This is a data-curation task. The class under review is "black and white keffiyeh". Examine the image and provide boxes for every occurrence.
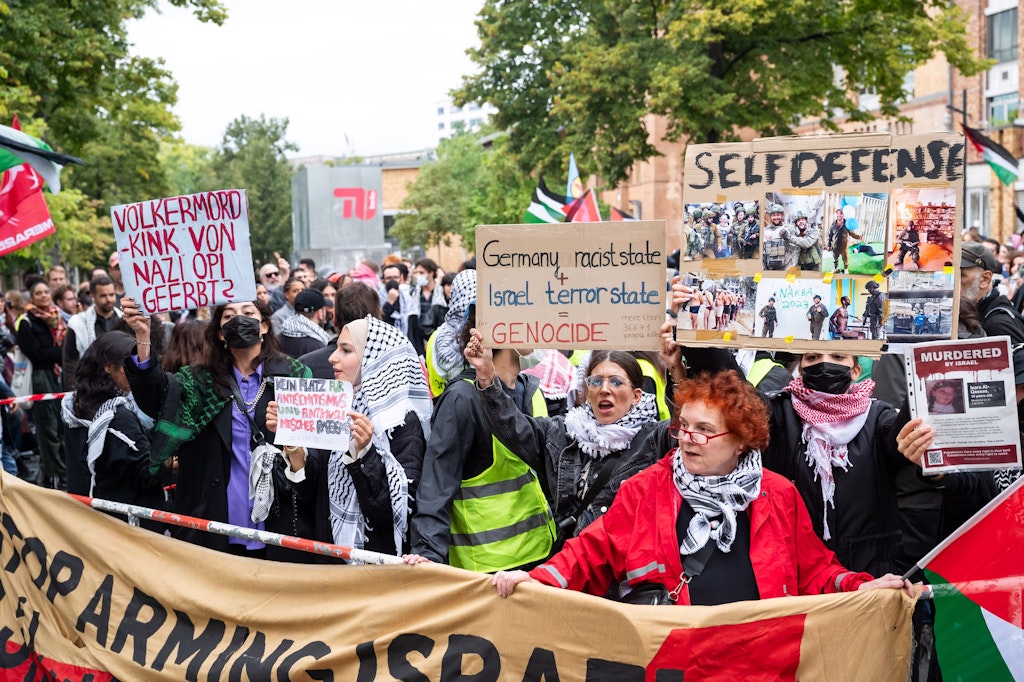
[326,316,432,556]
[278,313,330,345]
[671,447,763,554]
[433,269,476,380]
[61,393,137,496]
[564,391,658,459]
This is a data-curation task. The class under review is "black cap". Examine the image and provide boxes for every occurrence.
[813,294,821,300]
[961,242,1000,273]
[295,289,330,314]
[865,280,879,290]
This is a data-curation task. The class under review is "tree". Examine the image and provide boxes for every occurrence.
[159,141,219,197]
[390,131,534,251]
[0,0,226,269]
[457,0,987,186]
[211,115,298,267]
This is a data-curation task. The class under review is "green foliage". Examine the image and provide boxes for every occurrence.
[211,115,298,268]
[390,131,533,251]
[159,141,219,197]
[458,0,988,185]
[0,0,225,272]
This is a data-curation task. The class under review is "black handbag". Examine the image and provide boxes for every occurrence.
[616,540,717,606]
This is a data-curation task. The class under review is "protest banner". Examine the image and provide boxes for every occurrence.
[680,132,964,354]
[0,473,914,681]
[476,221,666,351]
[110,189,257,315]
[272,377,353,451]
[904,336,1023,475]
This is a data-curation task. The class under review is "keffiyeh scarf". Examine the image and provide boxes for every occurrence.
[787,376,874,540]
[524,350,576,400]
[671,447,763,554]
[564,391,658,459]
[326,316,432,557]
[61,393,137,496]
[432,269,476,381]
[278,313,330,345]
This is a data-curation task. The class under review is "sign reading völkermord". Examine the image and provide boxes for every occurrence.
[111,189,257,315]
[476,221,667,351]
[679,132,965,355]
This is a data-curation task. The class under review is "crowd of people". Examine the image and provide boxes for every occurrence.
[0,245,1021,676]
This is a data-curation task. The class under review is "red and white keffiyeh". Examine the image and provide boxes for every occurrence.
[524,349,576,400]
[787,376,875,540]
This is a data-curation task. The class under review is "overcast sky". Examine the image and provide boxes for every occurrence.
[128,1,484,158]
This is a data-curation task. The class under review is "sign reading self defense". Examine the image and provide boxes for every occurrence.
[111,189,257,314]
[476,221,667,351]
[273,377,354,451]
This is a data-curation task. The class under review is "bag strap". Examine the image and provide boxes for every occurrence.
[228,376,267,447]
[556,451,625,537]
[682,539,717,581]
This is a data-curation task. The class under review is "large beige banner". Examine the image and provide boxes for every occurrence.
[0,473,914,680]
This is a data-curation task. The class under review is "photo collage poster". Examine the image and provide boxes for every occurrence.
[678,132,965,353]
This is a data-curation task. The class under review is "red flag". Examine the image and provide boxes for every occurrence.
[610,206,636,221]
[563,189,603,222]
[0,162,55,257]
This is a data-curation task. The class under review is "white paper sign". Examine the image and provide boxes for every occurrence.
[272,377,354,451]
[110,189,257,314]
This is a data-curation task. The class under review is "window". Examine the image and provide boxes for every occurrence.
[438,122,445,131]
[988,9,1017,62]
[436,107,444,115]
[988,93,1019,128]
[469,118,482,127]
[967,188,990,235]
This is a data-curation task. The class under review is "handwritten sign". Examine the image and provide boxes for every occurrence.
[476,221,666,351]
[110,189,257,314]
[272,377,354,451]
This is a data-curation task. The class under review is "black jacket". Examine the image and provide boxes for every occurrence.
[978,289,1024,344]
[125,354,317,562]
[15,314,62,374]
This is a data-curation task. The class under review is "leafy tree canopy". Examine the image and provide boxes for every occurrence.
[390,130,533,251]
[457,0,987,185]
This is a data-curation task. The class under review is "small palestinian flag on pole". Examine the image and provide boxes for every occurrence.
[523,177,566,224]
[910,475,1024,680]
[963,124,1020,187]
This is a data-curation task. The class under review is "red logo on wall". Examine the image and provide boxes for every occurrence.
[333,187,378,220]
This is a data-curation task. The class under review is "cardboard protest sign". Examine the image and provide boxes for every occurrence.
[476,221,666,351]
[110,189,257,314]
[0,473,914,681]
[680,132,964,354]
[272,377,353,451]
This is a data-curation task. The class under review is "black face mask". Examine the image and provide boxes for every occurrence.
[801,361,853,395]
[222,315,262,349]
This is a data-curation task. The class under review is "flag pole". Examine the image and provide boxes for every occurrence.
[901,475,1024,580]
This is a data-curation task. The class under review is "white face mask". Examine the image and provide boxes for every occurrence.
[414,274,429,288]
[516,349,545,371]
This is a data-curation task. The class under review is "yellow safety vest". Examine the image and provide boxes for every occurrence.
[449,381,555,572]
[747,357,783,388]
[425,329,447,398]
[636,358,671,421]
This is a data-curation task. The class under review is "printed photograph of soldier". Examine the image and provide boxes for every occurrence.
[762,193,823,271]
[681,201,760,261]
[675,273,756,332]
[884,271,954,342]
[825,277,883,341]
[753,280,832,340]
[821,192,888,275]
[925,379,966,416]
[889,188,957,271]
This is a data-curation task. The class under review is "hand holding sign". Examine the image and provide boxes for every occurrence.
[463,328,495,388]
[349,411,373,453]
[120,297,152,361]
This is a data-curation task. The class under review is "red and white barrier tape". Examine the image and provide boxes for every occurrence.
[0,391,68,407]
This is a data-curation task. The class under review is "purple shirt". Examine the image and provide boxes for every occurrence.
[229,364,265,549]
[133,355,265,549]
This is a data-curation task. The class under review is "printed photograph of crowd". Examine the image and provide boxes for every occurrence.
[675,274,756,332]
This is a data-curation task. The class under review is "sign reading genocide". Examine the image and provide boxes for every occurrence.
[272,377,354,451]
[476,221,667,351]
[110,189,257,315]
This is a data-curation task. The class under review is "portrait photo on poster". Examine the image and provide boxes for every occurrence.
[681,200,760,262]
[821,192,889,276]
[885,271,955,342]
[676,272,756,333]
[925,378,966,415]
[889,187,956,272]
[762,192,823,272]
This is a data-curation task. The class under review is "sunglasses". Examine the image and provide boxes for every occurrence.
[585,375,630,390]
[265,271,280,278]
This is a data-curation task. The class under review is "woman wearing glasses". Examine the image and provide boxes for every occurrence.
[492,370,911,604]
[461,328,661,547]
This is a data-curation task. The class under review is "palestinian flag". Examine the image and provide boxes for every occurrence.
[916,476,1024,680]
[0,118,83,195]
[523,177,566,224]
[610,206,636,221]
[963,124,1019,187]
[564,188,602,222]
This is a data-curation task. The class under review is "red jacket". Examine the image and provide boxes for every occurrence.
[530,454,873,604]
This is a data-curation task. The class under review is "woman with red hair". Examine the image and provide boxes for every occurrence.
[492,371,910,605]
